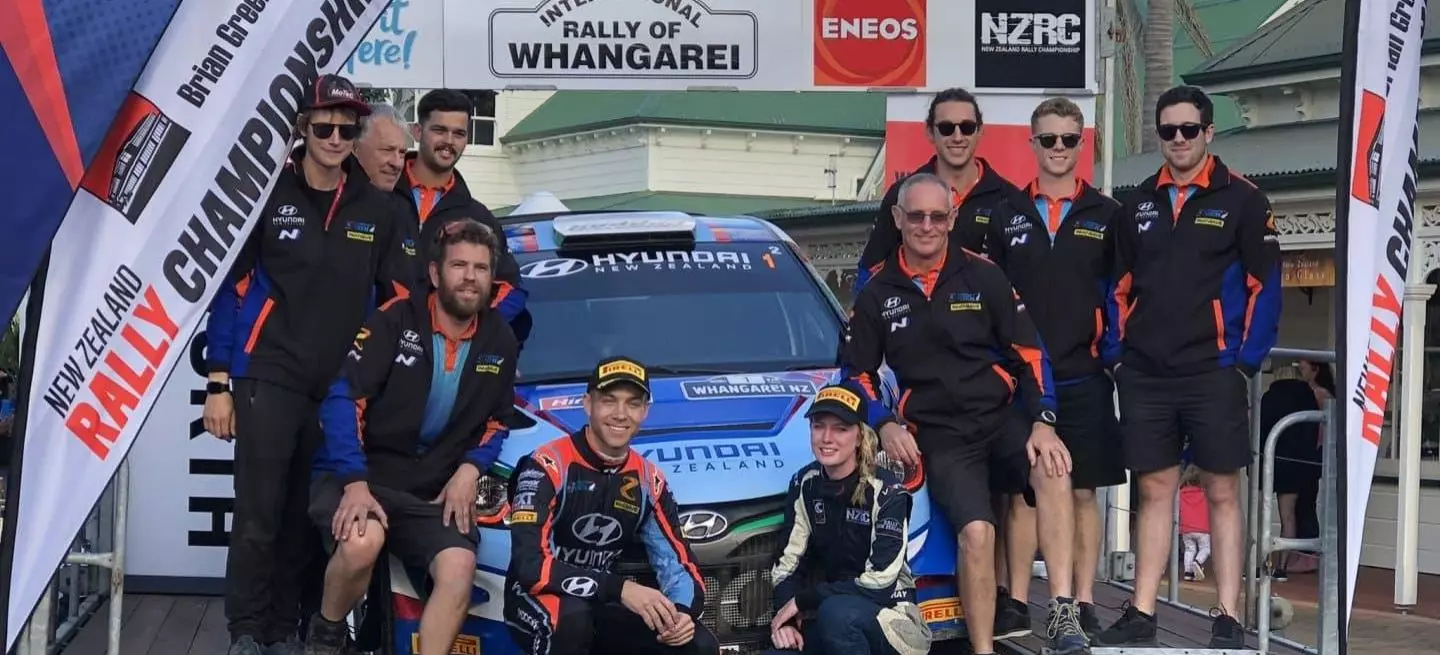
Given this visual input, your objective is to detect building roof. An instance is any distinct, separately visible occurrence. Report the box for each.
[1186,0,1440,86]
[1108,109,1440,190]
[501,91,887,143]
[492,190,848,217]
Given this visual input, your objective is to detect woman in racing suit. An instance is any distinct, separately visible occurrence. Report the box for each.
[764,380,932,655]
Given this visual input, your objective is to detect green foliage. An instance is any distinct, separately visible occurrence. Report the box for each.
[0,317,17,373]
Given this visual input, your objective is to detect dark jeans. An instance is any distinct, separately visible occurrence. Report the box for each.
[226,379,326,644]
[760,595,900,655]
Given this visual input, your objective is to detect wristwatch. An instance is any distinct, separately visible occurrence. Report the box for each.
[206,381,231,396]
[1037,409,1058,427]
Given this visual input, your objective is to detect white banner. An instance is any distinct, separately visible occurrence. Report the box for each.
[6,0,388,647]
[1342,0,1426,626]
[339,0,1098,93]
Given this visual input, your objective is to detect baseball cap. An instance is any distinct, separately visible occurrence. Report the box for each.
[805,380,869,426]
[304,73,372,116]
[587,356,650,397]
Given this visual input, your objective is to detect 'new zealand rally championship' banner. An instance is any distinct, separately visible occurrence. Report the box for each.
[1342,0,1427,626]
[5,0,388,647]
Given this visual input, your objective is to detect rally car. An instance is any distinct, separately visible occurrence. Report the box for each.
[357,210,965,654]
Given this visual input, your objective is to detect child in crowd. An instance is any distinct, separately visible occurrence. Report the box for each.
[1179,465,1211,582]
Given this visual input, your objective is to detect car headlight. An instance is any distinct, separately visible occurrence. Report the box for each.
[475,474,508,518]
[876,451,925,493]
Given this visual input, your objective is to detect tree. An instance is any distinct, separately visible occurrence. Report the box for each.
[1104,0,1216,155]
[1141,0,1175,153]
[0,318,17,374]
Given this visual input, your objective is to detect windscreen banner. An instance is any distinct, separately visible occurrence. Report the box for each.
[1340,0,1427,630]
[1,0,387,647]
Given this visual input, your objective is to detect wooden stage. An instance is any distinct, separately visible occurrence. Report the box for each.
[62,595,228,655]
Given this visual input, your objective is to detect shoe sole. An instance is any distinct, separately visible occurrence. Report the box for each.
[996,627,1034,640]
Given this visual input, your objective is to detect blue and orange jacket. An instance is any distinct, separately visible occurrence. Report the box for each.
[984,180,1123,382]
[394,155,528,332]
[504,431,706,616]
[313,292,517,498]
[855,156,1020,295]
[841,245,1057,440]
[205,152,413,398]
[1111,155,1281,377]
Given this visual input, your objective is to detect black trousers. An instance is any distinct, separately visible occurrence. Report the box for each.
[506,589,720,655]
[226,378,327,644]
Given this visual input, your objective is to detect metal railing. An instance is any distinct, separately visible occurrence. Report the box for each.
[1258,400,1340,654]
[14,458,129,655]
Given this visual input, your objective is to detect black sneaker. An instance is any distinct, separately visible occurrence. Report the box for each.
[1078,602,1101,640]
[1093,602,1157,646]
[1208,610,1245,649]
[304,614,354,655]
[1043,598,1091,655]
[995,588,1033,640]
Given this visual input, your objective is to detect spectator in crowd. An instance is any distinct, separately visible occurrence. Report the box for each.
[1178,465,1211,581]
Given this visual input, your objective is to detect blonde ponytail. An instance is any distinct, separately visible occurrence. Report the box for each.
[852,423,881,505]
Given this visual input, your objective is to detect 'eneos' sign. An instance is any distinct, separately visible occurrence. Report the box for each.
[813,0,926,88]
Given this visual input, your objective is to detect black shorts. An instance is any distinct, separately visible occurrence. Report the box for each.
[1115,366,1251,475]
[308,474,477,571]
[1056,374,1128,490]
[919,406,1032,529]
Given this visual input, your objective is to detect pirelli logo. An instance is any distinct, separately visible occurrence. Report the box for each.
[410,633,479,654]
[599,359,646,380]
[508,510,537,524]
[816,387,861,412]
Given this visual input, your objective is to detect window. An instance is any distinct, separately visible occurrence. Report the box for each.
[511,242,843,385]
[463,90,497,147]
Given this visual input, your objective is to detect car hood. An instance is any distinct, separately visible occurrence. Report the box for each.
[499,369,841,505]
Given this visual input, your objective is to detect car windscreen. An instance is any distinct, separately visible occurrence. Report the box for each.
[513,241,842,384]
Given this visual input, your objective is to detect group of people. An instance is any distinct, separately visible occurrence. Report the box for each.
[840,85,1281,655]
[198,69,1283,655]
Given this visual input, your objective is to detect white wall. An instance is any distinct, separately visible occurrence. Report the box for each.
[506,133,651,201]
[647,128,880,201]
[454,90,553,209]
[1361,483,1440,574]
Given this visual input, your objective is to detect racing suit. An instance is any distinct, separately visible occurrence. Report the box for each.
[766,464,930,655]
[205,151,413,644]
[504,430,717,655]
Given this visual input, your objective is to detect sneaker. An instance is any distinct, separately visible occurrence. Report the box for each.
[1078,602,1101,640]
[1208,610,1245,649]
[1043,598,1091,655]
[304,614,354,655]
[1184,571,1196,582]
[995,588,1033,640]
[266,636,305,655]
[1194,566,1206,582]
[1093,602,1157,646]
[228,636,265,655]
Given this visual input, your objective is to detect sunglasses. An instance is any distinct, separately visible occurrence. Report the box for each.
[1157,122,1206,142]
[1033,133,1082,149]
[311,122,360,141]
[901,209,953,225]
[933,120,980,137]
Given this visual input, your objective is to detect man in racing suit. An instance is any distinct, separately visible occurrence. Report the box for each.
[504,357,718,655]
[842,172,1088,655]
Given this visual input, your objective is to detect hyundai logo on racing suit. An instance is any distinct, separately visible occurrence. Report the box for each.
[572,513,624,547]
[561,576,599,598]
[678,509,729,541]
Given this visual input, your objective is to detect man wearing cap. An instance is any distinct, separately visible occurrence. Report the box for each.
[302,218,517,655]
[396,89,528,330]
[201,73,416,655]
[766,379,932,655]
[504,357,718,655]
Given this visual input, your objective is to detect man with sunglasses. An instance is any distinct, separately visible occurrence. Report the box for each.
[983,97,1126,643]
[203,73,415,655]
[397,89,528,332]
[842,173,1079,655]
[855,87,1020,294]
[1097,85,1280,649]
